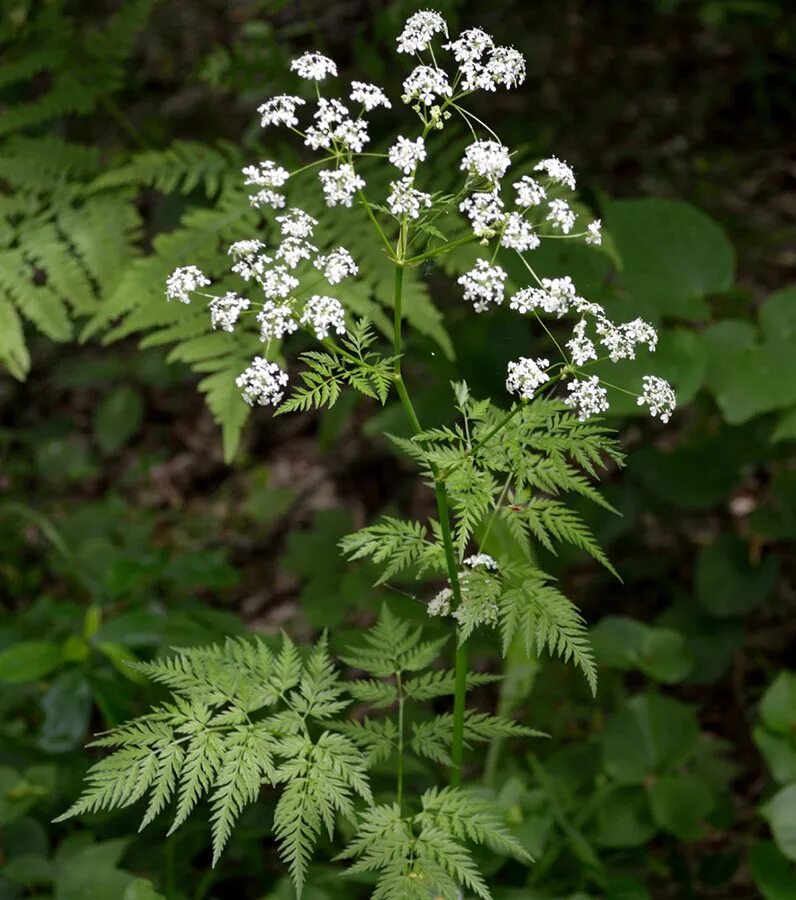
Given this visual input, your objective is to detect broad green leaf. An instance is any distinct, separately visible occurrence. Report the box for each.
[760,671,796,734]
[604,198,735,320]
[93,385,145,455]
[602,694,700,784]
[2,853,54,885]
[38,669,92,753]
[762,784,796,862]
[591,616,693,683]
[0,295,30,379]
[695,535,778,618]
[0,640,62,682]
[750,842,796,900]
[704,286,796,424]
[592,787,655,848]
[754,727,796,786]
[649,773,713,840]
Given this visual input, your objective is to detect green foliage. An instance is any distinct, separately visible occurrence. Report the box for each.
[56,634,369,888]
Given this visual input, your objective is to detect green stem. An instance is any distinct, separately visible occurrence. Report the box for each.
[404,233,476,266]
[390,256,469,788]
[441,404,523,480]
[396,670,405,812]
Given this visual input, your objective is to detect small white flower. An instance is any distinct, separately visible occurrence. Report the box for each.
[637,375,676,423]
[460,191,505,238]
[509,287,546,315]
[333,118,369,153]
[596,316,657,362]
[510,276,577,316]
[485,45,526,89]
[458,259,506,313]
[291,51,337,81]
[567,319,597,365]
[319,164,365,207]
[387,177,432,220]
[304,98,350,150]
[301,295,346,339]
[514,176,546,208]
[586,219,602,246]
[506,357,550,399]
[402,65,452,106]
[534,156,577,191]
[500,212,539,251]
[275,237,317,269]
[260,265,299,299]
[461,140,511,185]
[228,239,264,259]
[314,247,358,285]
[242,161,289,188]
[463,553,498,570]
[257,301,297,341]
[209,292,250,332]
[565,375,609,421]
[547,198,576,233]
[232,252,272,282]
[397,10,448,54]
[249,188,286,210]
[237,357,288,407]
[258,95,305,128]
[388,136,426,174]
[166,266,210,304]
[350,81,391,111]
[428,586,452,617]
[445,28,494,65]
[276,208,318,239]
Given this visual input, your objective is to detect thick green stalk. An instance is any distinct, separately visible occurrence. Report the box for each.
[390,250,469,787]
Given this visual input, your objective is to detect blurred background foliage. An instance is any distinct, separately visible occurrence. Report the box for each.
[1,0,795,897]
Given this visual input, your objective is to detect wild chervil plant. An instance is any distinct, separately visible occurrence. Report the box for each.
[59,11,677,898]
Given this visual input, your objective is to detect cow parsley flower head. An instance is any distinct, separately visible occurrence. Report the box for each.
[637,375,676,422]
[249,189,286,210]
[260,266,299,300]
[500,212,539,251]
[319,164,365,207]
[301,295,346,339]
[257,302,297,342]
[397,10,448,54]
[514,176,546,208]
[445,28,494,65]
[428,586,452,617]
[534,156,577,190]
[275,237,317,269]
[402,65,452,107]
[586,219,602,246]
[166,266,210,304]
[232,251,272,283]
[460,191,505,239]
[461,141,511,186]
[485,46,526,89]
[387,177,432,220]
[567,319,597,366]
[228,239,264,259]
[209,292,250,332]
[565,376,609,421]
[506,357,550,399]
[388,136,426,174]
[350,81,391,111]
[314,248,358,285]
[596,317,658,361]
[276,209,318,239]
[237,358,288,407]
[458,259,506,312]
[291,51,337,81]
[547,198,576,233]
[333,118,370,153]
[463,553,498,571]
[258,95,305,128]
[242,161,289,188]
[511,277,577,317]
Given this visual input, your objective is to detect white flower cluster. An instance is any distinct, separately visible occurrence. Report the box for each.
[236,358,289,407]
[458,260,506,313]
[637,375,677,423]
[506,357,550,399]
[166,11,676,424]
[463,553,498,571]
[165,266,210,304]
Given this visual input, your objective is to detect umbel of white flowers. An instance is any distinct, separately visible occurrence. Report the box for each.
[164,8,676,426]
